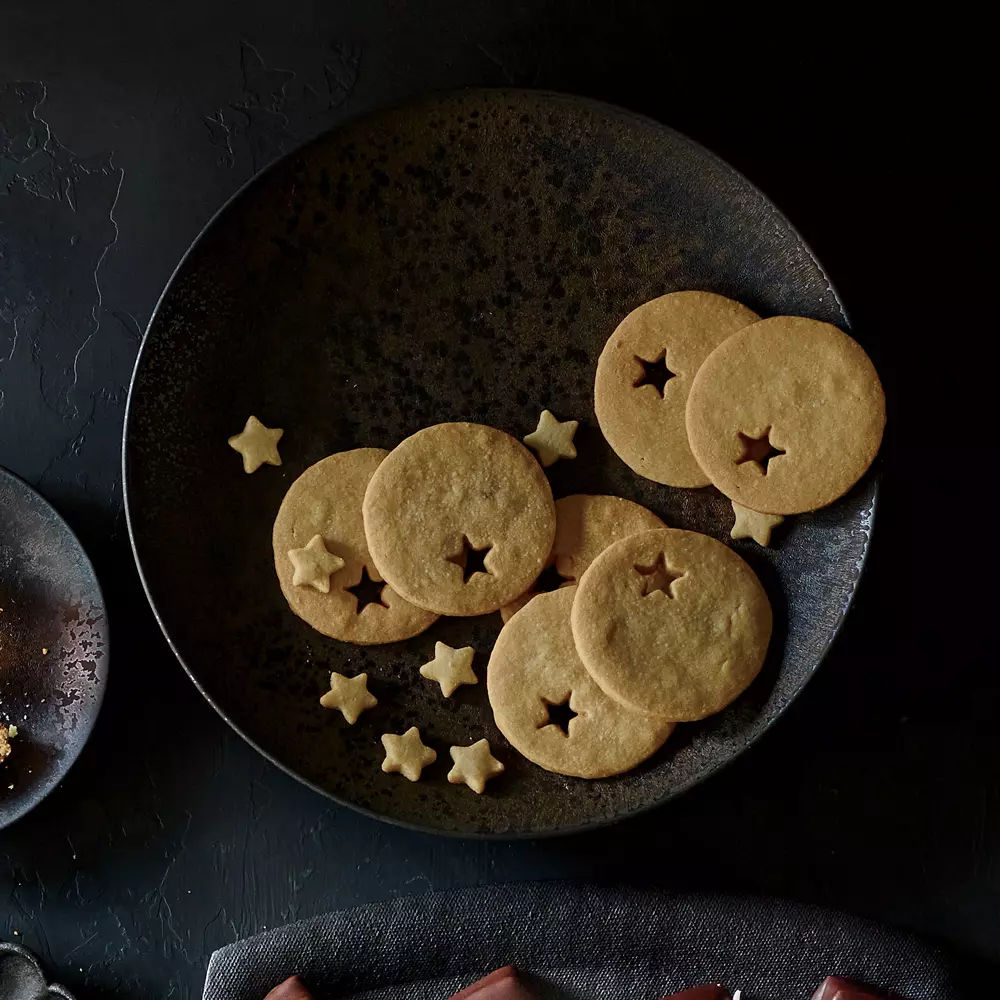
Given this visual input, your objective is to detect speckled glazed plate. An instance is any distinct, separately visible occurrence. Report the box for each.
[0,467,108,831]
[123,90,876,837]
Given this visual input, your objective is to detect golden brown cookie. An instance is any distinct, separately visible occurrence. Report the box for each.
[523,409,579,467]
[319,672,377,724]
[594,292,759,487]
[228,415,283,473]
[571,528,772,721]
[685,316,885,514]
[273,449,438,644]
[489,587,674,778]
[730,501,784,547]
[363,423,556,616]
[288,534,346,592]
[499,494,665,622]
[420,641,478,697]
[447,739,505,793]
[381,727,437,781]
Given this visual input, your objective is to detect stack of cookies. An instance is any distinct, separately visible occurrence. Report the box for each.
[249,288,883,790]
[489,522,772,778]
[595,291,886,539]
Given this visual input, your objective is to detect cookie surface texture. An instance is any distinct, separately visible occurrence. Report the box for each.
[499,494,665,622]
[594,291,759,487]
[571,528,772,721]
[685,316,885,514]
[363,423,556,616]
[273,448,438,644]
[489,587,674,778]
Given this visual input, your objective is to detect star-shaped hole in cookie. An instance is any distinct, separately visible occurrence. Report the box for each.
[632,352,676,397]
[735,427,786,475]
[347,566,388,613]
[447,536,494,584]
[539,696,578,736]
[634,552,684,598]
[533,564,567,593]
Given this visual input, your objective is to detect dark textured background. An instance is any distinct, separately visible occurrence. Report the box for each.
[0,5,983,999]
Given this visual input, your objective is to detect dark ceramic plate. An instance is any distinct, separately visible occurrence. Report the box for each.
[0,467,108,831]
[123,90,875,837]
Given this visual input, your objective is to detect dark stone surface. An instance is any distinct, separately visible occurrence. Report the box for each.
[0,4,987,998]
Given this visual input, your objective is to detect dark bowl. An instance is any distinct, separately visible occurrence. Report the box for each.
[123,90,875,837]
[0,467,108,831]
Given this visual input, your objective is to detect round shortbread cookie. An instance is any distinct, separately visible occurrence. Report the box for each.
[594,291,760,487]
[489,588,674,778]
[500,494,665,622]
[685,316,885,514]
[273,449,438,644]
[571,528,772,721]
[362,423,556,616]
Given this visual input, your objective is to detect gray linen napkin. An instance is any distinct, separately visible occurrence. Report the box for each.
[202,883,961,1000]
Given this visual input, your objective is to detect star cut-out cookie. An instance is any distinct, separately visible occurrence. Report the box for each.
[228,415,283,473]
[381,727,437,781]
[319,671,378,724]
[419,641,478,697]
[288,534,345,592]
[447,739,504,794]
[523,409,578,467]
[730,501,785,547]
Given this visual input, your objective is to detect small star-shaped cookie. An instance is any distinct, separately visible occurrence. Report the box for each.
[228,415,283,473]
[319,672,377,724]
[447,739,504,794]
[419,641,478,697]
[288,534,345,592]
[523,409,578,467]
[381,727,437,781]
[730,501,785,547]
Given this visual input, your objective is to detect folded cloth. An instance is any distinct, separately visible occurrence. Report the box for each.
[449,966,535,999]
[202,883,962,999]
[660,989,731,1000]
